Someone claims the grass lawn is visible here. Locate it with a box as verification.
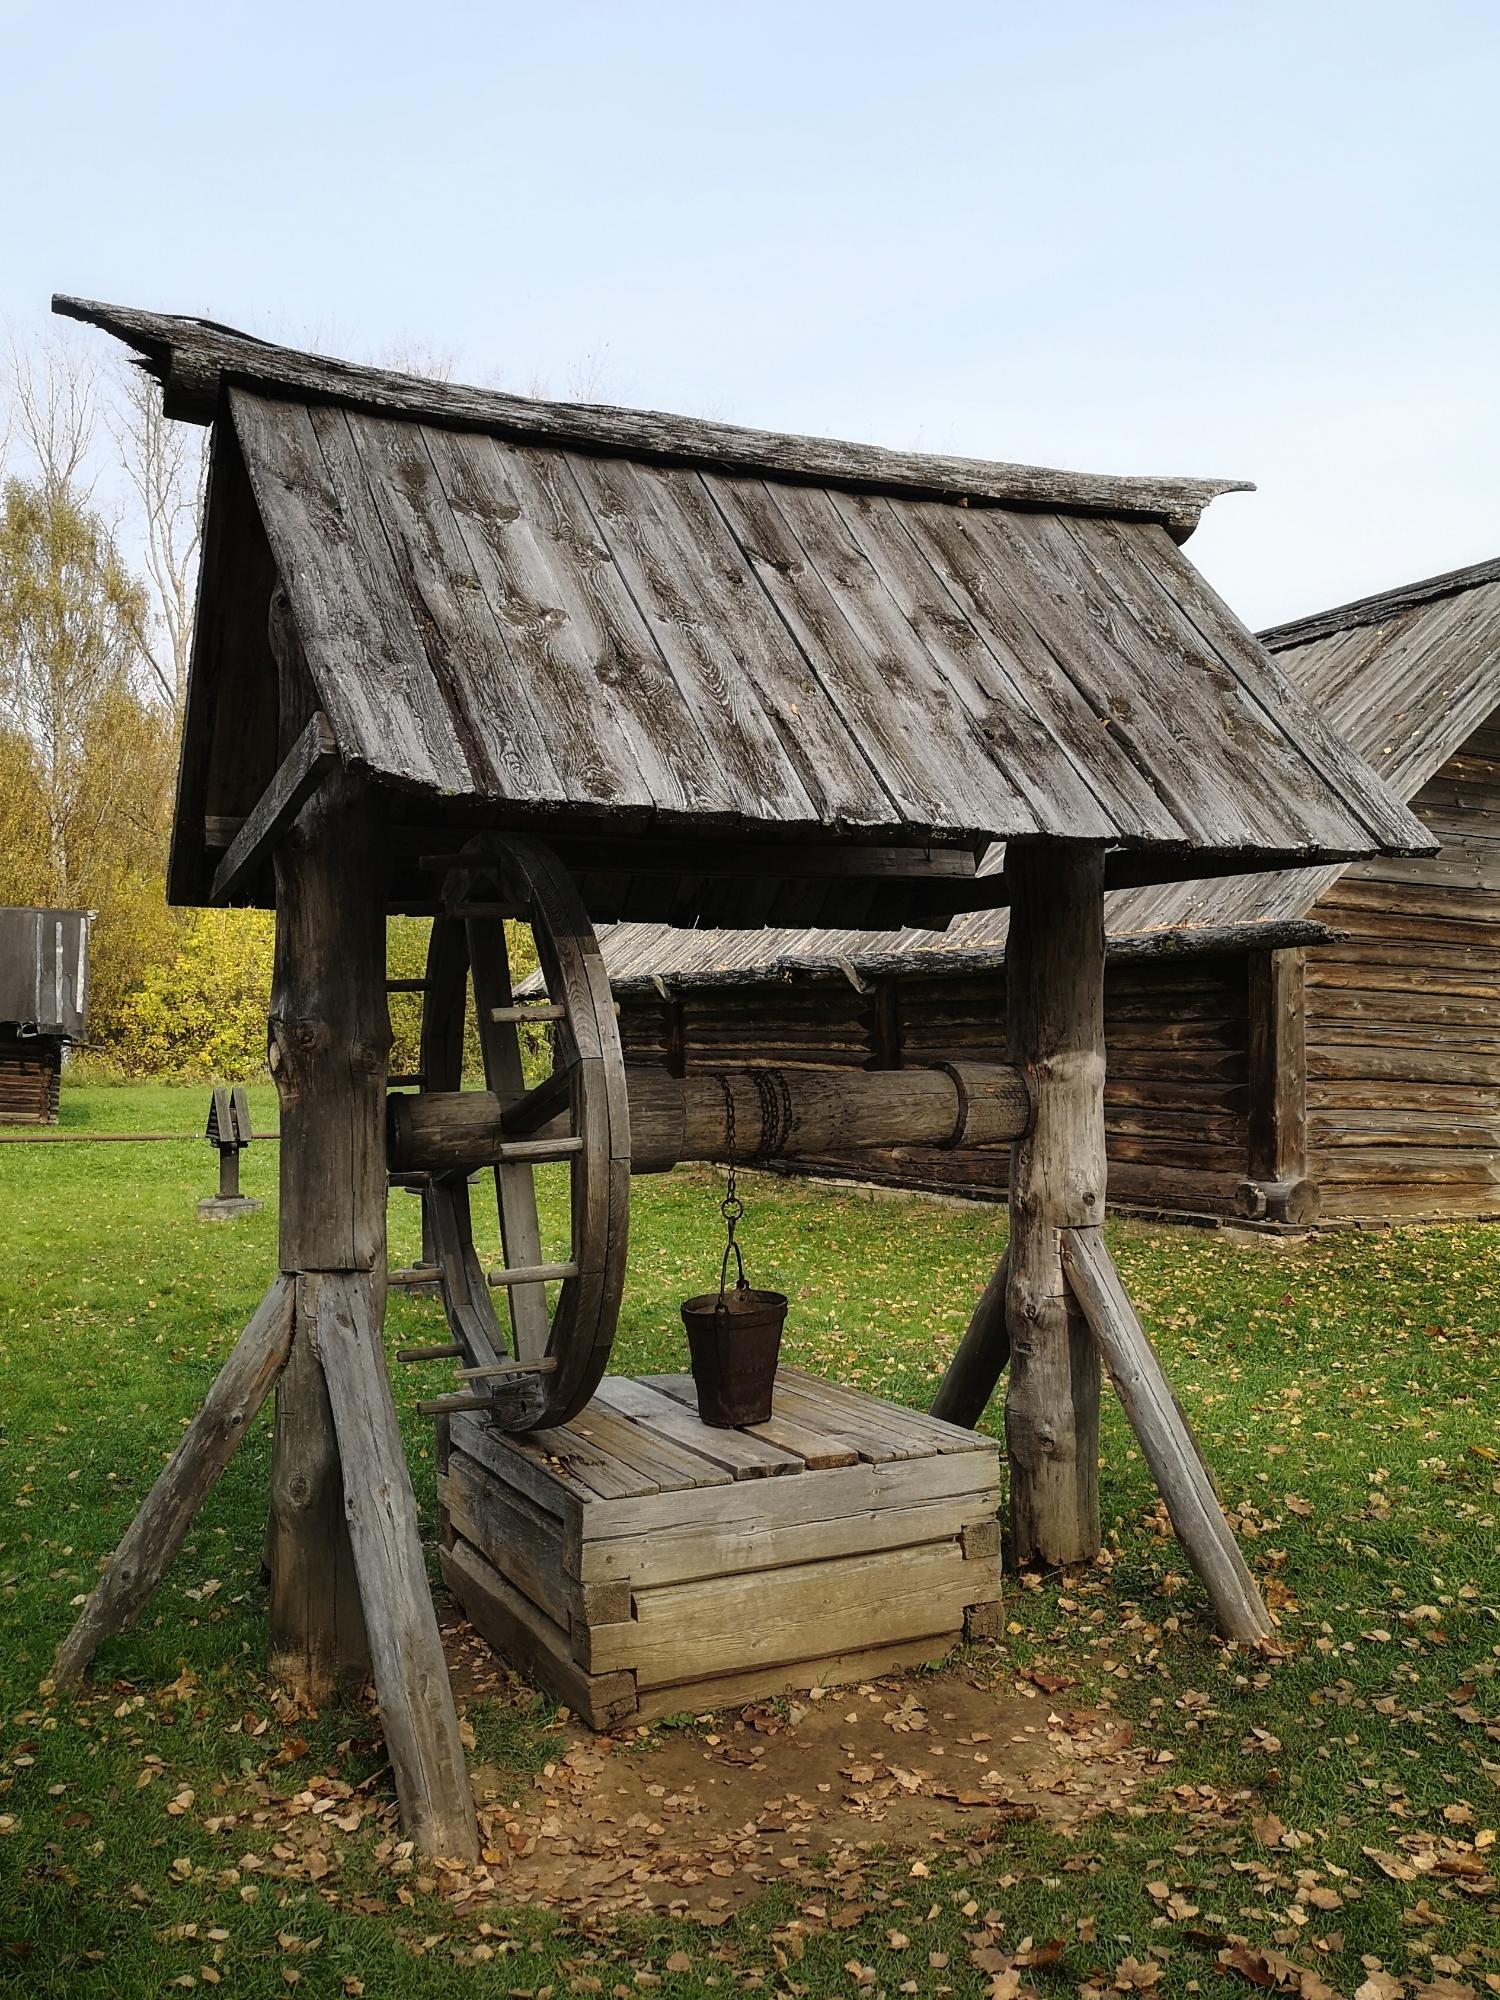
[1,1084,1496,1999]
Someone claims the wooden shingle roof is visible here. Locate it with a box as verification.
[585,557,1500,992]
[59,297,1432,917]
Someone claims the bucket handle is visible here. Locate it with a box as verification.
[716,1236,749,1311]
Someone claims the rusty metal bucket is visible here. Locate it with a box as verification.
[681,1242,787,1428]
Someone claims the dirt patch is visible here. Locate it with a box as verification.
[456,1650,1144,1924]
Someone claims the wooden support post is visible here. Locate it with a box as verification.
[931,1252,1010,1428]
[263,590,476,1859]
[1240,947,1319,1224]
[308,1270,479,1859]
[1002,841,1105,1568]
[52,1277,295,1686]
[267,1289,368,1698]
[1060,1228,1273,1643]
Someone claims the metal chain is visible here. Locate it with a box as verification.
[717,1073,743,1239]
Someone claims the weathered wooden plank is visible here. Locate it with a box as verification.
[702,475,994,831]
[233,394,470,792]
[631,1634,969,1723]
[340,410,566,801]
[420,429,683,815]
[440,1537,637,1731]
[310,1270,479,1860]
[63,297,1244,531]
[828,490,1119,839]
[623,1543,981,1687]
[590,1377,804,1479]
[572,1445,1000,1552]
[51,1277,296,1687]
[439,1452,573,1629]
[209,712,338,905]
[1061,1227,1272,1644]
[567,454,825,824]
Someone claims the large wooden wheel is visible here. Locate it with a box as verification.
[403,836,630,1431]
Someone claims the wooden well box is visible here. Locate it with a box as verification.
[437,1368,1002,1728]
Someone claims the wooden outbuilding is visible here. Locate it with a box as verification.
[594,555,1500,1228]
[49,294,1431,1855]
[0,907,90,1123]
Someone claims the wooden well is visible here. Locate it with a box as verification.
[437,1370,1002,1728]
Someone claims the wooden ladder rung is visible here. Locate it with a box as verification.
[385,978,430,993]
[456,1355,560,1382]
[495,1136,584,1163]
[485,1260,578,1288]
[396,1341,464,1363]
[389,1264,442,1287]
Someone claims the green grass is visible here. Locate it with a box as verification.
[1,1085,1497,1998]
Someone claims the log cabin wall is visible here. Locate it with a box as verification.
[0,1034,64,1124]
[617,952,1253,1221]
[1303,705,1500,1223]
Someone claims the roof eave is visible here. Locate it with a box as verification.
[53,293,1252,541]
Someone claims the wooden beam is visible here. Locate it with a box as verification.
[308,1270,480,1860]
[1002,841,1105,1568]
[55,296,1250,538]
[419,837,982,884]
[1241,946,1319,1224]
[931,1253,1010,1429]
[209,711,338,906]
[1060,1227,1273,1644]
[267,1285,369,1699]
[51,1277,295,1686]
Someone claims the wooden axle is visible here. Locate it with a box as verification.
[386,1060,1031,1178]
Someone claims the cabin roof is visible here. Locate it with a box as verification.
[0,907,91,1039]
[581,557,1500,993]
[58,295,1431,921]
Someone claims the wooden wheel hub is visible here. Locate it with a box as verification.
[395,837,629,1431]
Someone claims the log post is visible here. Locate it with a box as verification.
[262,590,476,1859]
[1239,946,1319,1224]
[265,593,374,1695]
[1002,841,1105,1567]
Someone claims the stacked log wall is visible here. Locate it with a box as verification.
[618,955,1252,1220]
[0,1035,63,1124]
[1304,709,1500,1223]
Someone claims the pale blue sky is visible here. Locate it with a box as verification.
[4,0,1497,625]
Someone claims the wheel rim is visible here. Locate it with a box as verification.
[403,836,630,1430]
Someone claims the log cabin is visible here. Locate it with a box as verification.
[591,555,1500,1228]
[0,907,90,1123]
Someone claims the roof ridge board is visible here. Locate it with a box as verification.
[1261,553,1500,651]
[53,294,1250,537]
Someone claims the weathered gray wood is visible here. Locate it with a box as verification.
[440,1537,639,1730]
[591,1376,803,1479]
[267,1285,369,1697]
[388,1059,1029,1177]
[310,1270,479,1859]
[1059,1227,1272,1643]
[52,1278,295,1686]
[1244,945,1311,1218]
[58,296,1247,534]
[209,712,338,905]
[931,1252,1010,1428]
[1003,842,1105,1567]
[614,1542,981,1687]
[268,684,391,1272]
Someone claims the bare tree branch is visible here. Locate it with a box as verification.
[112,362,205,717]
